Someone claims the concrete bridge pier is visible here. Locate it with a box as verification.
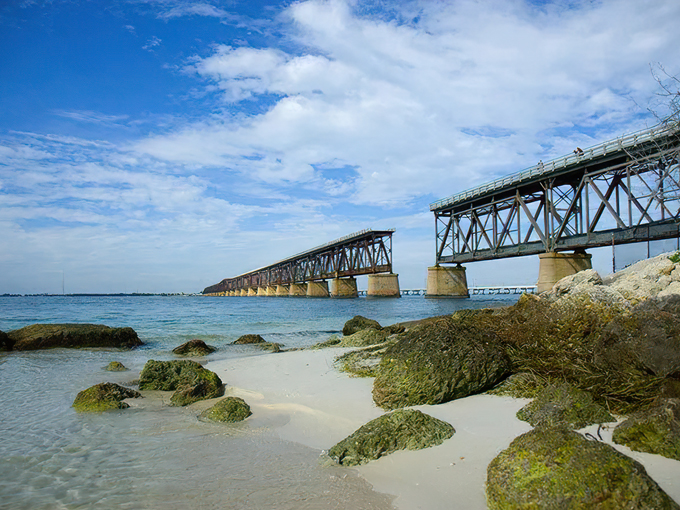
[426,265,469,298]
[330,277,358,298]
[239,289,247,296]
[257,287,267,296]
[307,280,330,297]
[536,251,592,293]
[289,283,308,297]
[367,273,400,297]
[247,288,256,296]
[276,285,289,296]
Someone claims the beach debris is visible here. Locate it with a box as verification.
[104,361,129,372]
[613,398,680,461]
[486,425,679,509]
[138,360,224,406]
[372,312,511,410]
[72,382,142,412]
[172,339,217,357]
[516,383,614,429]
[232,334,265,344]
[328,409,454,466]
[199,397,252,423]
[342,315,382,336]
[5,323,143,351]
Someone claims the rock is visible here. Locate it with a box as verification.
[487,372,548,399]
[138,360,224,406]
[328,409,454,466]
[259,342,283,353]
[602,252,678,303]
[335,341,394,378]
[311,336,342,349]
[232,334,265,345]
[342,315,382,336]
[658,281,680,299]
[340,328,389,347]
[372,312,511,410]
[72,382,141,412]
[613,398,680,461]
[516,383,614,429]
[199,397,252,423]
[172,339,217,356]
[382,324,406,335]
[549,269,603,297]
[486,425,679,509]
[104,361,129,372]
[0,330,13,351]
[7,324,143,351]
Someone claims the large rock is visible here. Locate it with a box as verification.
[172,339,217,356]
[6,324,142,351]
[104,361,128,372]
[72,382,141,412]
[602,252,678,303]
[613,398,680,461]
[549,269,603,297]
[199,397,252,423]
[516,383,614,429]
[342,315,382,336]
[340,328,389,347]
[328,409,454,466]
[486,425,679,509]
[232,334,265,344]
[373,312,511,409]
[138,360,224,406]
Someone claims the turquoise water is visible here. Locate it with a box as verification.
[0,295,517,509]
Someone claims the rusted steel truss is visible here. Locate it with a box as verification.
[432,124,680,264]
[203,229,394,294]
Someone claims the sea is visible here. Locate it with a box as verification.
[0,294,518,510]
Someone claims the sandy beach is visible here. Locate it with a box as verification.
[206,347,680,509]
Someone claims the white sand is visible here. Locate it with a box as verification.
[208,349,680,509]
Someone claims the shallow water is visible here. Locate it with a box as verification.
[0,295,517,509]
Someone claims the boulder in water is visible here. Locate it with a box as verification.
[342,316,382,336]
[7,324,142,351]
[138,360,224,406]
[104,361,129,372]
[232,334,265,344]
[73,382,141,412]
[199,397,252,423]
[172,339,217,356]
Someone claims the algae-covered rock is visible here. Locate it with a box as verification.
[232,334,265,345]
[7,324,143,351]
[172,339,217,356]
[486,425,679,509]
[373,313,511,409]
[613,398,680,461]
[516,383,614,429]
[73,382,142,412]
[311,335,342,349]
[199,397,252,423]
[328,409,454,466]
[381,324,406,335]
[487,372,549,399]
[335,341,395,378]
[0,330,13,351]
[342,316,381,336]
[139,360,224,406]
[340,328,389,347]
[104,361,129,372]
[259,342,283,352]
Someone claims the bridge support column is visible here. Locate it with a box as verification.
[289,283,307,297]
[367,273,400,297]
[265,286,276,296]
[239,289,246,296]
[307,280,330,297]
[247,288,257,296]
[330,277,358,298]
[275,285,289,296]
[426,265,469,298]
[256,287,267,296]
[537,251,592,293]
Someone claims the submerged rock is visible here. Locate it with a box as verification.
[232,334,265,345]
[104,361,129,372]
[329,409,454,466]
[516,383,614,429]
[342,316,382,336]
[73,382,141,412]
[486,425,679,509]
[138,360,224,406]
[199,397,252,423]
[613,398,680,461]
[7,324,142,351]
[172,339,217,357]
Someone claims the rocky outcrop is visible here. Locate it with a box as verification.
[335,341,395,378]
[486,425,679,509]
[0,330,13,351]
[6,324,143,351]
[342,316,382,336]
[172,339,217,356]
[232,334,265,344]
[72,382,141,412]
[138,360,224,406]
[613,398,680,461]
[339,328,389,348]
[328,409,454,466]
[104,361,129,372]
[199,397,252,423]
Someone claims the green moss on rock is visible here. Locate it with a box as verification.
[487,372,549,399]
[232,334,265,345]
[139,360,224,406]
[340,328,389,347]
[7,323,143,351]
[73,382,141,412]
[172,339,217,356]
[486,425,679,509]
[311,335,342,349]
[516,383,614,429]
[342,316,382,336]
[613,398,680,461]
[199,397,252,423]
[335,341,395,378]
[328,409,454,466]
[104,361,129,372]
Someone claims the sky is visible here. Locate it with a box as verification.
[0,0,679,294]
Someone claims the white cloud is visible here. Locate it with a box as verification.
[142,35,162,50]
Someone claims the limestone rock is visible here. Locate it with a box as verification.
[613,398,680,461]
[138,360,224,406]
[232,334,265,345]
[199,397,252,423]
[104,361,129,372]
[658,281,680,299]
[7,324,143,351]
[516,383,614,429]
[602,252,678,303]
[550,269,603,297]
[342,316,382,336]
[486,425,679,509]
[340,328,389,347]
[328,409,454,466]
[73,382,141,412]
[172,339,217,356]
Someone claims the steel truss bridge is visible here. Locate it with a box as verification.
[202,229,395,294]
[431,123,680,264]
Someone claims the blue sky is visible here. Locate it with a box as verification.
[0,0,679,294]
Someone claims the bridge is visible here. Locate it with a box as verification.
[359,285,537,296]
[203,229,400,298]
[427,122,680,296]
